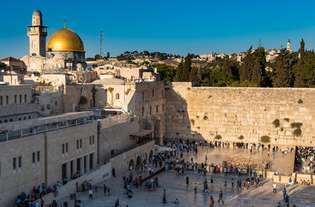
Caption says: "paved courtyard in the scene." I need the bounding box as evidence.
[184,146,295,175]
[62,171,315,207]
[58,147,313,207]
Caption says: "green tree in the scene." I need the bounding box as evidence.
[0,62,6,70]
[240,47,254,82]
[155,64,176,84]
[190,67,200,86]
[294,51,315,87]
[174,61,184,81]
[299,38,305,62]
[182,54,192,81]
[175,55,192,82]
[273,50,291,87]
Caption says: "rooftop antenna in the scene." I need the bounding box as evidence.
[100,30,104,57]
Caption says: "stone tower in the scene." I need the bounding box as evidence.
[287,39,293,53]
[27,10,47,57]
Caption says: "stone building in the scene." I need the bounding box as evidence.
[0,84,40,123]
[92,75,166,143]
[0,108,154,206]
[0,112,97,206]
[21,10,86,72]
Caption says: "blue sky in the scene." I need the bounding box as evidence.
[1,0,315,58]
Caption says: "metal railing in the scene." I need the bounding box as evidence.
[0,116,95,143]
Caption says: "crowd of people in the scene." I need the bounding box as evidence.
[22,138,309,207]
[295,147,315,174]
[15,183,59,207]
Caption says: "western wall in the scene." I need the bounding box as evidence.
[165,82,315,147]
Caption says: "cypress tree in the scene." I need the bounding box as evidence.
[273,50,290,87]
[175,61,184,81]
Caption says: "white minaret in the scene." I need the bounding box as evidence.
[27,10,47,57]
[287,39,293,53]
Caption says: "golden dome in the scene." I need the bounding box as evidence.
[47,28,84,52]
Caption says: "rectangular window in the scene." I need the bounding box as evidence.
[66,143,69,152]
[76,140,79,149]
[6,96,8,104]
[92,136,95,144]
[89,136,94,145]
[19,94,22,104]
[89,153,94,170]
[152,89,155,97]
[70,160,74,177]
[156,105,159,113]
[79,139,82,148]
[142,107,144,117]
[32,152,35,163]
[37,151,40,162]
[150,106,152,115]
[0,96,2,105]
[24,94,27,103]
[76,158,81,174]
[84,156,87,173]
[14,95,17,104]
[18,156,22,168]
[13,157,16,170]
[62,163,67,181]
[62,144,65,154]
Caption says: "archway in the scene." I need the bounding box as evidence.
[136,156,142,171]
[128,159,135,171]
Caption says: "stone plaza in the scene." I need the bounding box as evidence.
[55,146,315,207]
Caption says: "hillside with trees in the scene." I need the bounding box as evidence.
[156,39,315,88]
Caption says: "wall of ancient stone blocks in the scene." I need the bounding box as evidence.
[165,82,315,147]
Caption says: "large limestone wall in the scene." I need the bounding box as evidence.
[165,82,315,147]
[99,116,140,164]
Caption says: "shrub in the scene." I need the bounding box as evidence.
[298,99,303,104]
[272,119,280,128]
[215,134,222,140]
[291,122,303,129]
[260,136,271,143]
[293,128,302,137]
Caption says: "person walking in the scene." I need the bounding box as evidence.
[218,189,224,205]
[104,184,107,196]
[88,189,93,200]
[114,198,120,207]
[162,188,167,204]
[231,178,234,190]
[209,196,214,207]
[204,178,208,193]
[272,183,277,193]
